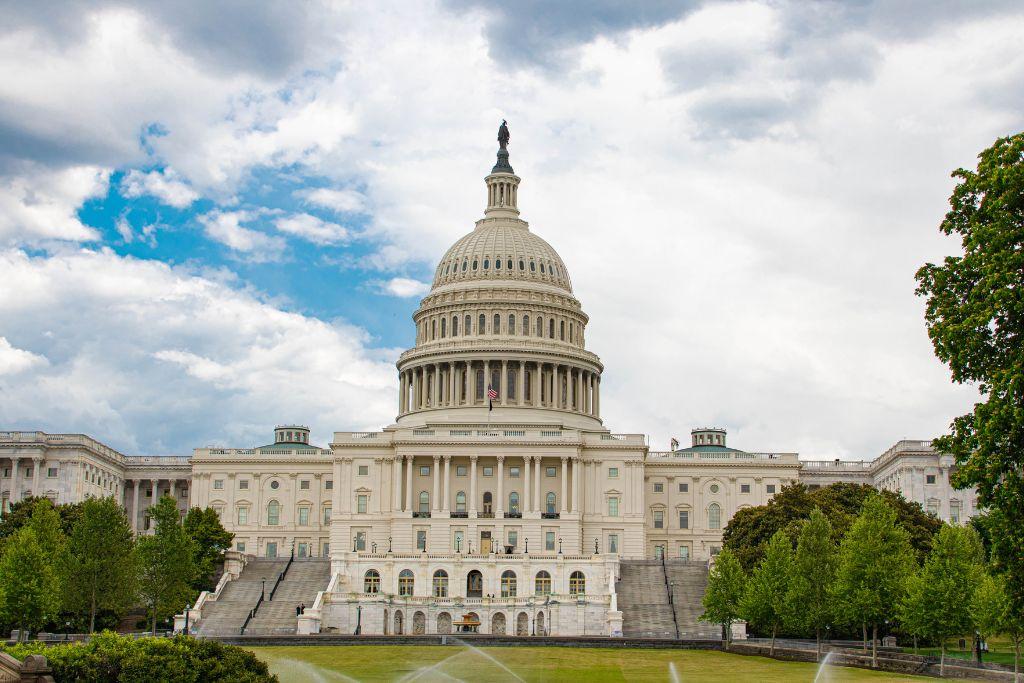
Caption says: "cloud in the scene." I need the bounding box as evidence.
[0,248,397,453]
[274,213,349,245]
[371,277,431,298]
[299,187,367,214]
[0,164,109,245]
[0,337,48,376]
[198,210,285,256]
[121,168,199,208]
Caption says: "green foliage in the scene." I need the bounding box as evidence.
[723,482,940,572]
[971,572,1024,677]
[0,527,61,633]
[0,497,82,549]
[834,495,916,635]
[182,507,233,592]
[700,549,746,644]
[785,508,836,648]
[3,632,277,682]
[64,497,138,633]
[740,531,792,649]
[135,497,197,633]
[914,131,1024,617]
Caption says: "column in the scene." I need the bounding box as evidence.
[576,370,583,412]
[449,362,457,407]
[501,360,508,405]
[533,456,542,512]
[432,363,440,407]
[442,456,451,512]
[594,376,601,417]
[549,366,556,408]
[227,473,236,527]
[392,457,402,512]
[533,364,540,405]
[496,455,505,515]
[586,373,593,415]
[571,457,580,513]
[10,457,20,503]
[131,479,141,532]
[432,455,441,512]
[404,455,413,512]
[560,457,568,513]
[398,372,405,414]
[169,479,176,500]
[332,459,343,514]
[484,359,491,398]
[518,362,525,406]
[470,456,478,516]
[31,457,42,497]
[523,455,531,514]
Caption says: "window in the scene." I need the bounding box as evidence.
[678,482,688,493]
[536,316,543,337]
[441,317,446,337]
[399,569,414,596]
[507,530,517,548]
[926,474,936,484]
[325,480,333,490]
[419,491,430,513]
[482,492,493,514]
[299,506,310,525]
[548,319,554,338]
[654,510,664,529]
[653,483,664,493]
[679,510,689,529]
[483,466,493,477]
[237,542,246,553]
[608,467,618,478]
[546,492,556,514]
[47,467,58,478]
[509,492,520,513]
[493,313,501,333]
[608,497,619,517]
[267,500,280,525]
[950,500,962,524]
[300,480,310,490]
[465,314,472,334]
[213,479,224,490]
[433,570,449,597]
[270,480,280,490]
[766,484,776,494]
[508,314,515,334]
[323,506,332,524]
[364,570,380,594]
[456,465,467,477]
[560,320,565,340]
[357,495,367,514]
[708,503,721,530]
[237,507,248,525]
[501,570,517,597]
[569,571,586,595]
[239,479,249,490]
[358,465,369,476]
[454,530,464,552]
[509,466,520,478]
[452,316,459,336]
[479,314,485,333]
[455,491,467,512]
[522,315,529,335]
[546,467,556,477]
[740,484,750,494]
[354,531,366,551]
[545,531,555,551]
[535,571,552,595]
[710,484,719,494]
[420,466,430,476]
[679,546,690,560]
[416,530,427,551]
[609,534,619,553]
[266,542,278,558]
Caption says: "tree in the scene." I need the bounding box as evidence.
[700,549,746,649]
[182,507,233,592]
[0,497,83,548]
[740,530,792,655]
[972,572,1024,683]
[0,527,60,636]
[785,508,836,660]
[64,497,138,633]
[136,496,197,634]
[834,494,916,668]
[915,131,1024,620]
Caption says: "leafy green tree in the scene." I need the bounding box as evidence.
[834,494,916,668]
[0,497,83,548]
[740,530,792,655]
[700,549,746,649]
[64,497,138,633]
[0,527,60,635]
[915,131,1024,620]
[136,497,197,633]
[182,507,233,592]
[785,508,836,659]
[897,567,927,654]
[972,572,1024,682]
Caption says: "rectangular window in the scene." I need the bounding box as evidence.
[509,467,520,478]
[710,546,721,556]
[546,467,556,477]
[357,495,367,514]
[679,546,690,560]
[2,468,8,477]
[239,480,249,490]
[47,467,58,478]
[654,510,664,529]
[609,534,619,554]
[325,480,333,490]
[608,497,619,517]
[926,474,936,484]
[323,542,330,556]
[740,484,750,494]
[545,531,555,551]
[679,510,689,529]
[267,542,278,558]
[483,466,493,477]
[267,505,280,526]
[679,483,689,493]
[323,507,332,524]
[420,466,430,476]
[358,465,369,476]
[766,484,776,494]
[355,532,366,551]
[213,479,224,490]
[237,507,248,525]
[237,542,246,553]
[299,507,310,525]
[300,480,310,490]
[608,467,618,478]
[653,483,664,493]
[507,530,518,548]
[456,465,467,476]
[416,530,426,551]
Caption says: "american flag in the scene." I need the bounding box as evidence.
[487,384,498,410]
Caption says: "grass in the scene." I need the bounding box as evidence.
[248,645,943,682]
[900,645,1019,669]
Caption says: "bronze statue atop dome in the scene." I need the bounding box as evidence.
[498,120,510,149]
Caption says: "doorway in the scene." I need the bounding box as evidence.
[480,530,492,554]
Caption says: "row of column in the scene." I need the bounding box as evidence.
[0,456,44,509]
[124,478,188,533]
[398,360,600,417]
[390,455,582,516]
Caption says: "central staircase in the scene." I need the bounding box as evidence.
[616,559,716,639]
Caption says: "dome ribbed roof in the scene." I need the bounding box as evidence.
[431,222,572,293]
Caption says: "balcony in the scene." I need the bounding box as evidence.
[541,512,560,519]
[477,512,494,518]
[504,511,522,519]
[450,511,469,518]
[412,512,431,518]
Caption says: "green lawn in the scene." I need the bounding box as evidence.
[901,644,1019,669]
[248,645,941,682]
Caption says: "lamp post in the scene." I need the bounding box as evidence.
[558,537,563,554]
[261,578,266,601]
[524,538,529,553]
[355,604,362,635]
[388,536,393,553]
[594,538,599,554]
[184,602,191,635]
[372,542,377,554]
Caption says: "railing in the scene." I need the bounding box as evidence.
[450,511,469,518]
[240,592,264,635]
[661,552,680,639]
[647,450,799,462]
[541,512,560,519]
[477,512,494,518]
[504,511,522,518]
[413,512,432,518]
[269,548,295,601]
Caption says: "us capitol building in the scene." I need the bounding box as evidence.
[0,127,978,637]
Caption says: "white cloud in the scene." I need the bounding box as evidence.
[198,210,285,256]
[0,337,48,375]
[121,168,199,208]
[372,277,430,298]
[299,187,367,214]
[0,165,108,245]
[274,213,349,245]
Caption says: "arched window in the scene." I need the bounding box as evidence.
[546,492,556,514]
[452,316,459,336]
[509,491,520,514]
[399,569,414,596]
[472,259,478,270]
[569,323,573,343]
[482,491,493,514]
[364,569,381,594]
[433,570,449,597]
[560,320,565,340]
[455,491,466,512]
[462,259,467,272]
[465,314,471,334]
[431,319,436,340]
[419,491,430,514]
[267,500,280,525]
[508,314,516,335]
[440,318,446,338]
[529,261,536,272]
[483,258,489,269]
[501,570,517,597]
[536,316,543,337]
[570,571,586,595]
[467,570,483,597]
[519,259,525,271]
[478,314,486,334]
[507,259,513,270]
[708,503,722,530]
[535,571,552,595]
[493,313,501,333]
[522,315,529,335]
[495,258,501,270]
[548,319,555,338]
[540,262,545,273]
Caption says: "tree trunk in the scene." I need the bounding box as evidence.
[770,624,776,657]
[151,600,157,635]
[871,623,878,669]
[1013,640,1019,683]
[913,634,918,655]
[89,589,97,634]
[862,622,868,652]
[940,642,945,678]
[816,627,821,661]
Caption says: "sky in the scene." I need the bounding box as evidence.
[0,1,1021,457]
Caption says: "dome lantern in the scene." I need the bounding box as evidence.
[485,120,520,218]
